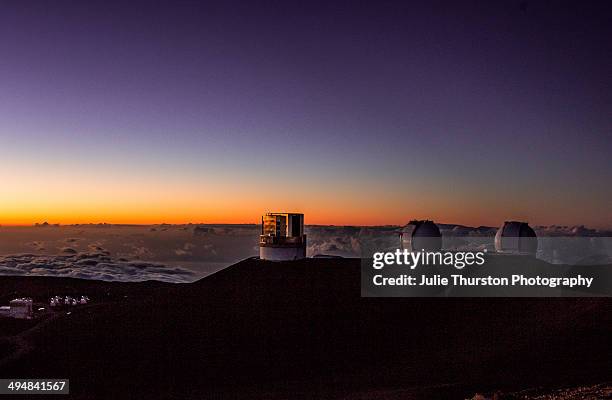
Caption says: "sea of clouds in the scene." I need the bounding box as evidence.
[0,253,195,283]
[0,223,610,282]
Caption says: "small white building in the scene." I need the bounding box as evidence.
[259,212,306,261]
[8,298,33,319]
[51,295,89,306]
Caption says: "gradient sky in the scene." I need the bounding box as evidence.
[0,1,610,227]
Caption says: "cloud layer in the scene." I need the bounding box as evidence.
[0,253,195,283]
[1,223,611,283]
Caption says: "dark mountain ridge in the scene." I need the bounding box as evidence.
[0,257,610,399]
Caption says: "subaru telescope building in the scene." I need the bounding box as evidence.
[260,213,306,261]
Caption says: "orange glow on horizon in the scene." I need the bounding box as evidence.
[2,161,610,229]
[0,201,507,227]
[3,205,606,229]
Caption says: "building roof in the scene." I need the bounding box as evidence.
[10,298,33,304]
[400,220,441,237]
[265,212,303,217]
[497,221,536,237]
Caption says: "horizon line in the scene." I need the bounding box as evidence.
[1,221,611,230]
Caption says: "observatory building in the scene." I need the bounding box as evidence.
[495,221,538,255]
[399,220,442,251]
[260,213,306,261]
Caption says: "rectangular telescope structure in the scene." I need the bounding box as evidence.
[259,213,306,261]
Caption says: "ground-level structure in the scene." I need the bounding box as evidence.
[260,212,306,261]
[0,298,33,319]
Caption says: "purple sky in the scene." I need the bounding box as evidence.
[0,1,610,227]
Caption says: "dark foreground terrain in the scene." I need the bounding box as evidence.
[0,257,611,399]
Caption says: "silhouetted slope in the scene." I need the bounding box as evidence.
[0,257,610,399]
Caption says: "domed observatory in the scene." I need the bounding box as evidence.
[259,213,307,261]
[494,221,538,255]
[400,220,442,251]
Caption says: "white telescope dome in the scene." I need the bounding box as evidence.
[400,220,442,251]
[494,221,538,254]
